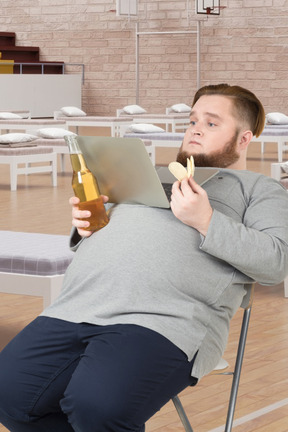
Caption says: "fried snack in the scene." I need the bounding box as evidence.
[187,155,195,178]
[168,156,195,181]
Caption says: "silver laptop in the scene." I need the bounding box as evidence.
[76,136,218,208]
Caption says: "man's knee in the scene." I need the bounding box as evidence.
[61,391,143,432]
[0,352,23,421]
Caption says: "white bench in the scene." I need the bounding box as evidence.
[0,110,31,119]
[54,113,133,137]
[124,131,184,149]
[0,146,57,190]
[0,231,74,309]
[23,138,69,172]
[253,124,288,162]
[117,109,189,132]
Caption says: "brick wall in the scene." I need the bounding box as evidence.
[0,0,287,116]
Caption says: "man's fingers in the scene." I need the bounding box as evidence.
[77,228,93,238]
[69,196,80,206]
[69,196,108,205]
[187,176,206,195]
[176,177,199,196]
[73,209,91,219]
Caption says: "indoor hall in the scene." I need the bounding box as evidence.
[0,1,288,431]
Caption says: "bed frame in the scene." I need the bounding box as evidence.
[0,119,67,134]
[0,145,57,190]
[253,124,288,162]
[124,131,184,149]
[117,109,189,133]
[54,112,133,137]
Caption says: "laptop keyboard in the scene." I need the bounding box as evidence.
[162,183,173,201]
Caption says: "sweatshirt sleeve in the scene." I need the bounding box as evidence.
[200,177,288,285]
[68,203,114,251]
[69,227,85,251]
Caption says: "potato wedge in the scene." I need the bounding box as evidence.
[168,156,195,181]
[168,162,188,181]
[187,158,192,178]
[187,155,195,177]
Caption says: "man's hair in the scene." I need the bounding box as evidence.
[192,83,265,137]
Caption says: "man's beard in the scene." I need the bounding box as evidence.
[176,133,240,168]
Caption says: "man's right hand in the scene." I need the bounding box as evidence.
[69,196,109,238]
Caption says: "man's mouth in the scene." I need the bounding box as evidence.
[188,140,201,146]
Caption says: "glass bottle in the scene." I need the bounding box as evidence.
[65,135,109,232]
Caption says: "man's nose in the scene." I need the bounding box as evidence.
[189,125,202,136]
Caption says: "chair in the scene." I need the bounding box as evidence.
[172,284,254,432]
[270,162,288,297]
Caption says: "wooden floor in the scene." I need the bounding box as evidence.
[0,133,287,432]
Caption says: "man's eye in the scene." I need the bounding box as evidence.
[208,122,216,127]
[190,120,196,126]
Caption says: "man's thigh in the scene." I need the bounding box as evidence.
[0,316,82,421]
[61,324,197,432]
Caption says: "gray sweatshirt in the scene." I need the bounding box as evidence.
[42,169,288,380]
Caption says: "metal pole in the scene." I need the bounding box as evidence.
[137,30,197,35]
[136,22,139,104]
[197,20,201,89]
[135,25,199,102]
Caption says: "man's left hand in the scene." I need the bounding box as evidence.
[170,177,213,236]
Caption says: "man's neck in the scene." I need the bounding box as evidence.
[227,151,247,170]
[227,160,246,170]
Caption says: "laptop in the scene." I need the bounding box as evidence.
[76,136,219,208]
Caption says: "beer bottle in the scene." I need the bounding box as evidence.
[65,135,109,232]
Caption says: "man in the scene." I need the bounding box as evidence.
[0,84,288,432]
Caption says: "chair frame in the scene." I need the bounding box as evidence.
[172,284,254,432]
[270,162,288,297]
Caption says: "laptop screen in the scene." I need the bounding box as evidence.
[76,136,218,208]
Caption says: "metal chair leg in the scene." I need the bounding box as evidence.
[172,395,194,432]
[224,306,252,432]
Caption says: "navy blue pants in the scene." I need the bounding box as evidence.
[0,317,197,432]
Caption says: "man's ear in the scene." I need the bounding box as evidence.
[239,130,253,150]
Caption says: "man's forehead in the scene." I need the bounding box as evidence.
[190,109,222,120]
[190,95,234,118]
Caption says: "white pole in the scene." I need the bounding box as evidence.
[197,20,201,89]
[135,26,199,102]
[136,22,139,104]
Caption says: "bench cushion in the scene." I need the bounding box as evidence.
[0,231,74,276]
[0,146,54,156]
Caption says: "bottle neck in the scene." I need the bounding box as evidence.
[66,135,82,155]
[66,136,88,172]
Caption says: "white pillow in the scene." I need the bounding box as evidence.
[171,103,191,113]
[60,106,86,117]
[37,128,76,139]
[0,112,22,119]
[0,133,38,144]
[266,112,288,125]
[280,162,288,174]
[127,124,165,133]
[123,105,147,115]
